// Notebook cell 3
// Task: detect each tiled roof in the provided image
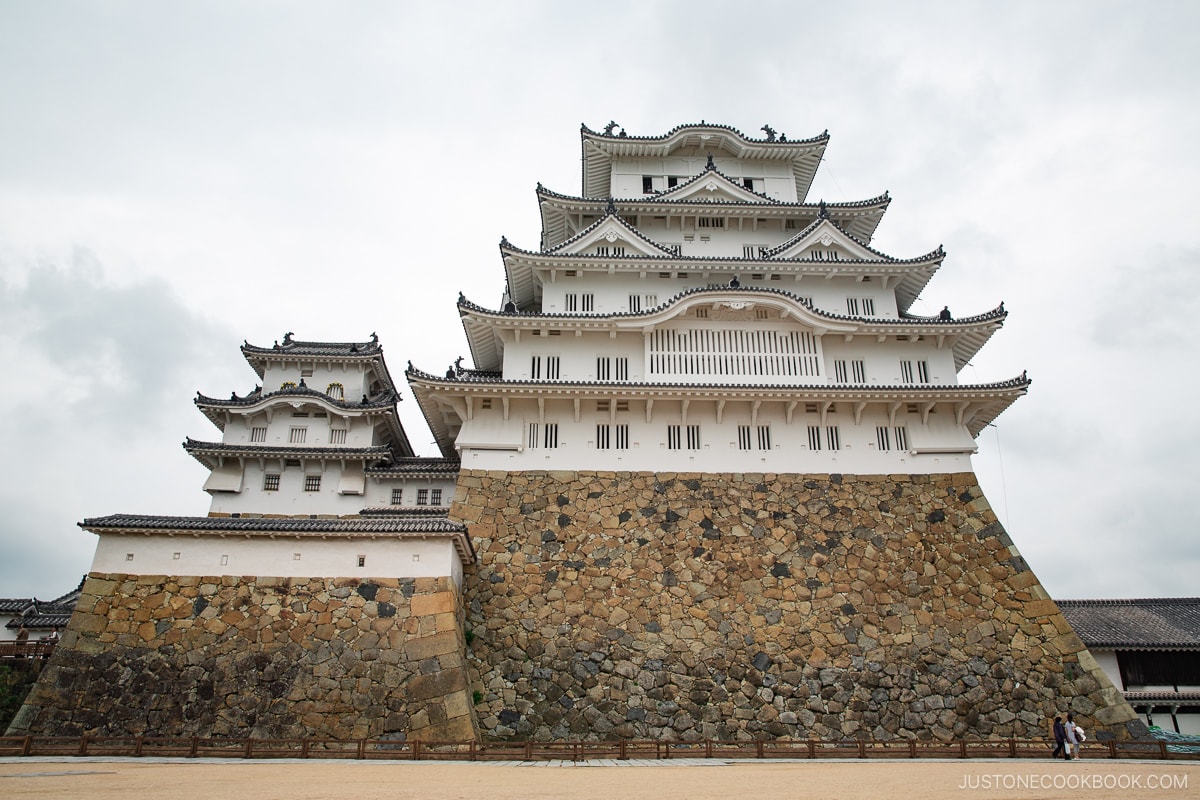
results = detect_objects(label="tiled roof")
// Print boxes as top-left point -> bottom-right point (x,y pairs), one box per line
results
536,183 -> 890,210
182,438 -> 395,468
408,363 -> 1030,392
581,121 -> 828,146
1058,598 -> 1200,650
6,613 -> 71,630
364,458 -> 461,477
81,513 -> 474,561
459,285 -> 1000,327
0,599 -> 35,613
196,387 -> 397,410
358,506 -> 453,516
241,336 -> 383,358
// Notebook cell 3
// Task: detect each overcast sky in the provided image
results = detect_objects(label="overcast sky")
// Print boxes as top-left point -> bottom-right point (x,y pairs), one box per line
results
1,2 -> 1197,602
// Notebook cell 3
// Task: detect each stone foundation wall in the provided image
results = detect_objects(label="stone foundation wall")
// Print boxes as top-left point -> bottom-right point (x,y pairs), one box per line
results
7,575 -> 478,742
453,470 -> 1145,742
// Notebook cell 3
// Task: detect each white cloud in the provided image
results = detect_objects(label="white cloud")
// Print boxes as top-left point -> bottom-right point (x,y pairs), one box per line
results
0,1 -> 1197,599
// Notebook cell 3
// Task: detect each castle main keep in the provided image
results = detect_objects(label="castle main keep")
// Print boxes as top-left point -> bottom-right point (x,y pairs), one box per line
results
9,121 -> 1147,743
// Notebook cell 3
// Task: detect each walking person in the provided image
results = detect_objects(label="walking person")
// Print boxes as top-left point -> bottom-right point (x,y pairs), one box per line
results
1051,715 -> 1070,760
1065,713 -> 1079,760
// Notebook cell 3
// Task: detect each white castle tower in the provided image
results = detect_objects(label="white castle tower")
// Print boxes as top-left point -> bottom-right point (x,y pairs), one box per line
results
408,122 -> 1028,471
84,334 -> 469,585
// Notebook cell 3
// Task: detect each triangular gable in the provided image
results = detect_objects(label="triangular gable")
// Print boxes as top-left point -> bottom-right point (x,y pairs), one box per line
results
762,218 -> 886,261
546,213 -> 675,258
655,169 -> 775,204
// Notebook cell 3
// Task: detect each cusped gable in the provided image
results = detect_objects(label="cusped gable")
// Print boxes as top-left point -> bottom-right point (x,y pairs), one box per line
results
655,169 -> 775,204
546,214 -> 674,258
763,218 -> 882,261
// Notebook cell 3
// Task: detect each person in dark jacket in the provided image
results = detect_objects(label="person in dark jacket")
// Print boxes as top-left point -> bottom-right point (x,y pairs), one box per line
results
1051,716 -> 1071,759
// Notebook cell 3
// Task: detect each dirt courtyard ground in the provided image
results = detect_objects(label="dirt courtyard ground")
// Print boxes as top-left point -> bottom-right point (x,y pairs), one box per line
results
1,757 -> 1196,800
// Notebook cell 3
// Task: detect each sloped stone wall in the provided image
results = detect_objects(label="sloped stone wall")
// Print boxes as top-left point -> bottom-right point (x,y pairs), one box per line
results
453,470 -> 1145,742
8,575 -> 478,742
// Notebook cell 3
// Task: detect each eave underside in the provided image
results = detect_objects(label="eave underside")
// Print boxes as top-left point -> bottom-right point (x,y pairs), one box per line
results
407,371 -> 1029,457
538,195 -> 888,251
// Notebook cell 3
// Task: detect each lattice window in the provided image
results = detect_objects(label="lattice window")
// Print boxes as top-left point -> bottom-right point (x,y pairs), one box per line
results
738,425 -> 752,451
417,489 -> 429,505
667,425 -> 681,450
894,426 -> 909,451
686,425 -> 701,450
543,423 -> 559,449
289,427 -> 307,443
697,217 -> 725,228
304,475 -> 321,492
326,383 -> 344,400
263,474 -> 280,491
330,428 -> 347,445
391,488 -> 403,505
431,489 -> 443,505
648,328 -> 821,379
528,423 -> 540,449
629,294 -> 642,313
250,426 -> 267,443
596,424 -> 611,450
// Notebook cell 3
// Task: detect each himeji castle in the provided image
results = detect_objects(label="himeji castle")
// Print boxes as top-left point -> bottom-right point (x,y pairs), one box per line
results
407,122 -> 1026,474
10,121 -> 1147,745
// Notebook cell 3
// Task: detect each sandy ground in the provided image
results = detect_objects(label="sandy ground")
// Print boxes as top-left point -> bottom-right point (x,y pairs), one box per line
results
1,758 -> 1197,800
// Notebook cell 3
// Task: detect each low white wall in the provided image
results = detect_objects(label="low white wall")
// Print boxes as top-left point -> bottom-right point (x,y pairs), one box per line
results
91,533 -> 464,588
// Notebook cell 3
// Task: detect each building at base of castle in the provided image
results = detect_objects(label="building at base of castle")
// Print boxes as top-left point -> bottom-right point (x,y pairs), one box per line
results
8,121 -> 1150,743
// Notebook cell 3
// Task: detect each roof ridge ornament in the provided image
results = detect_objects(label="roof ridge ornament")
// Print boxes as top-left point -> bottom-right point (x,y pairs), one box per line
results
761,124 -> 776,142
706,154 -> 715,170
819,199 -> 829,219
606,196 -> 617,216
283,332 -> 293,345
603,120 -> 619,136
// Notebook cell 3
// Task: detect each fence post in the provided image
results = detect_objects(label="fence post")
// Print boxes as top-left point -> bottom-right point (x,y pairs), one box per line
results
705,739 -> 712,759
22,735 -> 32,757
619,739 -> 627,760
1107,740 -> 1115,760
1008,738 -> 1016,758
469,740 -> 477,761
756,740 -> 764,759
959,740 -> 967,759
808,739 -> 815,759
78,735 -> 88,756
524,740 -> 531,761
135,735 -> 144,757
412,739 -> 421,761
244,738 -> 253,758
1160,740 -> 1168,759
909,740 -> 916,759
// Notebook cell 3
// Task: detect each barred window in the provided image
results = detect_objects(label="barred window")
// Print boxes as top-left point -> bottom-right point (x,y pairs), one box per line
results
250,426 -> 267,443
329,429 -> 347,444
615,424 -> 629,449
597,424 -> 611,450
738,425 -> 752,451
543,423 -> 559,449
667,424 -> 681,450
326,382 -> 344,400
431,489 -> 443,505
304,475 -> 321,492
826,426 -> 841,451
876,426 -> 892,451
390,488 -> 404,505
894,426 -> 909,451
289,427 -> 307,443
417,488 -> 429,505
757,425 -> 772,450
263,474 -> 280,491
531,355 -> 561,380
808,425 -> 822,451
